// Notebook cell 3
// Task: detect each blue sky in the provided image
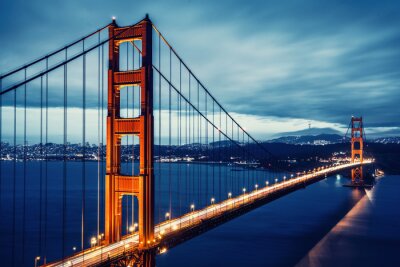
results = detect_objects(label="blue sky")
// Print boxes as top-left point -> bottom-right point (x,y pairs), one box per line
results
1,0 -> 399,140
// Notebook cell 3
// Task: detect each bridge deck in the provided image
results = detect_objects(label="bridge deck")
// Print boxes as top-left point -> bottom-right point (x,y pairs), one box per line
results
45,161 -> 372,267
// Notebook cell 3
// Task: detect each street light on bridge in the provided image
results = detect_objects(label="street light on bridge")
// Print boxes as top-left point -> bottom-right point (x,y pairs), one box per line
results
90,237 -> 97,247
34,256 -> 41,267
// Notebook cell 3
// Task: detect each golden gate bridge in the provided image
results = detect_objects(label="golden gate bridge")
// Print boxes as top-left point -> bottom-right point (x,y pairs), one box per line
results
0,15 -> 373,267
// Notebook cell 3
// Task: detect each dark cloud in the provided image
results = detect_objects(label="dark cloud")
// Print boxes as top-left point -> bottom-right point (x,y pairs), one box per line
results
1,0 -> 399,132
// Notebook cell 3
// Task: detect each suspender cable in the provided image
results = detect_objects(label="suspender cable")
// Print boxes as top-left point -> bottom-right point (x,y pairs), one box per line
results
219,107 -> 221,201
178,61 -> 182,218
231,117 -> 233,194
81,43 -> 86,257
101,43 -> 105,252
126,43 -> 129,233
197,83 -> 200,206
205,89 -> 208,207
97,32 -> 101,241
97,33 -> 102,241
158,33 -> 161,223
22,68 -> 27,265
62,48 -> 68,260
131,41 -> 140,232
39,75 -> 43,257
185,100 -> 188,211
189,74 -> 193,207
12,81 -> 16,267
226,113 -> 228,197
44,57 -> 49,265
169,48 -> 172,219
0,77 -> 1,213
212,101 -> 215,201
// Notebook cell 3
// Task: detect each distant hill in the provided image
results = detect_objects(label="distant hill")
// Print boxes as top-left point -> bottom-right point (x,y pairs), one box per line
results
275,127 -> 343,137
267,134 -> 346,145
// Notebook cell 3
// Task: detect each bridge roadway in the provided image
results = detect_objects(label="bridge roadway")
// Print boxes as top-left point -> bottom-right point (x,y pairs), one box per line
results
45,160 -> 372,267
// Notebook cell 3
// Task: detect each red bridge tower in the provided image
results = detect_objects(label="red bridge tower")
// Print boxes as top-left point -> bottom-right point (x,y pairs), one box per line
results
350,116 -> 364,184
105,16 -> 154,248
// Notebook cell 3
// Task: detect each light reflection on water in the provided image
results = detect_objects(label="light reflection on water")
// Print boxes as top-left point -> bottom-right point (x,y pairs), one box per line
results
157,175 -> 400,267
296,174 -> 399,267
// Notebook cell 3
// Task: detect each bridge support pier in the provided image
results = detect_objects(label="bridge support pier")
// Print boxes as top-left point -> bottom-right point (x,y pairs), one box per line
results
105,16 -> 154,248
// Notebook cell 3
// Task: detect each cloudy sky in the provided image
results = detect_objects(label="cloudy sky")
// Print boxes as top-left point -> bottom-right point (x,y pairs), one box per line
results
1,0 -> 399,141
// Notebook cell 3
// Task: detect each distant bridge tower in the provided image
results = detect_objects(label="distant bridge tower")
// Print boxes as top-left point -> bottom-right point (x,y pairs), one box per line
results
105,16 -> 154,248
350,116 -> 364,184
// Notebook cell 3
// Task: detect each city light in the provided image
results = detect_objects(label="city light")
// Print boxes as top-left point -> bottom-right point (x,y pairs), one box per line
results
266,181 -> 269,186
211,197 -> 215,204
242,188 -> 246,193
165,212 -> 171,220
190,204 -> 195,212
228,192 -> 232,198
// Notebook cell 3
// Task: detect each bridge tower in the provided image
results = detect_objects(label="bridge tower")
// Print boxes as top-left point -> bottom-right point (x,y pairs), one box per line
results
350,116 -> 364,184
105,16 -> 154,248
